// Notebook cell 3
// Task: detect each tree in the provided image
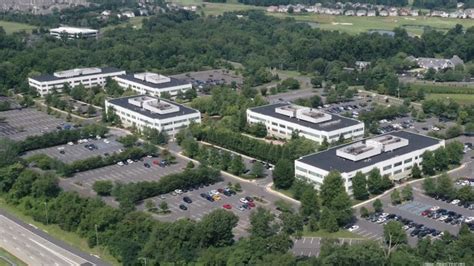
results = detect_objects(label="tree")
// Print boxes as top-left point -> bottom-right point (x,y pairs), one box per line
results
445,141 -> 464,165
381,175 -> 393,190
159,201 -> 168,212
401,185 -> 413,201
0,138 -> 19,168
319,137 -> 329,151
391,189 -> 401,205
299,187 -> 320,218
383,221 -> 407,245
422,177 -> 437,196
145,199 -> 155,211
352,171 -> 369,200
434,148 -> 449,171
360,207 -> 369,218
319,171 -> 345,207
250,161 -> 265,178
249,207 -> 277,238
280,212 -> 304,235
182,137 -> 200,158
320,207 -> 339,232
198,209 -> 238,247
436,173 -> 455,199
229,155 -> 245,176
373,199 -> 383,213
272,159 -> 294,189
367,168 -> 383,195
411,164 -> 422,179
456,185 -> 473,203
421,150 -> 436,176
117,135 -> 138,148
92,180 -> 113,196
186,161 -> 195,169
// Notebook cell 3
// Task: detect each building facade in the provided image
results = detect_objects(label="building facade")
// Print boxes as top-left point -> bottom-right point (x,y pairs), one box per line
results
295,131 -> 444,194
113,72 -> 192,97
247,103 -> 365,144
49,27 -> 98,39
105,95 -> 201,137
28,67 -> 126,96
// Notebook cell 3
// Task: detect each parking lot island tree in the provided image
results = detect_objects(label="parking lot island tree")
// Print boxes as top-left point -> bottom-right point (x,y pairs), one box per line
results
92,180 -> 114,196
373,199 -> 383,213
319,207 -> 339,233
401,185 -> 413,201
383,221 -> 407,245
390,189 -> 401,205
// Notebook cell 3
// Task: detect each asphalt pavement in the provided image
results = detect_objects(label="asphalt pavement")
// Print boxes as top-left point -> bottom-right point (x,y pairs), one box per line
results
0,209 -> 107,266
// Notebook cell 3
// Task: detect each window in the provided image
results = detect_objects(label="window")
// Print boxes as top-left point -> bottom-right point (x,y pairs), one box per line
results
404,158 -> 412,164
405,166 -> 412,171
394,162 -> 402,167
383,165 -> 392,171
394,169 -> 402,175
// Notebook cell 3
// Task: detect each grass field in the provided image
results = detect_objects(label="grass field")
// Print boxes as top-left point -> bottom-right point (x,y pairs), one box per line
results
102,16 -> 145,31
0,199 -> 120,266
302,228 -> 363,238
0,247 -> 26,266
270,13 -> 474,35
167,0 -> 474,35
0,20 -> 36,34
425,93 -> 474,105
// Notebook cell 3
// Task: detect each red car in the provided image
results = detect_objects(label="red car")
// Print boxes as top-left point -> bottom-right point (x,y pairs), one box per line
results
421,210 -> 431,216
223,204 -> 232,209
248,202 -> 255,208
153,160 -> 160,165
217,188 -> 225,193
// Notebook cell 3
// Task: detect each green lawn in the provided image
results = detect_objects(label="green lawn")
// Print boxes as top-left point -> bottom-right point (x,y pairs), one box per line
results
302,228 -> 363,238
425,93 -> 474,105
168,0 -> 264,16
102,17 -> 144,31
269,13 -> 474,36
0,199 -> 120,266
0,20 -> 36,34
0,247 -> 26,266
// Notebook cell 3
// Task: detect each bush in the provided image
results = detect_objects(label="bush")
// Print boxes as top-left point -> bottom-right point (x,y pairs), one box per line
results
93,180 -> 114,196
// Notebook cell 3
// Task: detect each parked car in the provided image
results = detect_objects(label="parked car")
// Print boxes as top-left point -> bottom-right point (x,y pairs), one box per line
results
144,163 -> 151,168
240,198 -> 249,204
117,161 -> 124,166
183,196 -> 192,204
348,225 -> 359,232
179,204 -> 188,211
245,196 -> 254,202
451,199 -> 461,205
175,189 -> 183,195
223,204 -> 232,209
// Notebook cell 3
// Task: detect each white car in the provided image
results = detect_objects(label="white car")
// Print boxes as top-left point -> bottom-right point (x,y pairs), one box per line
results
67,142 -> 74,146
348,225 -> 359,232
117,161 -> 124,166
147,155 -> 153,158
439,215 -> 449,221
240,198 -> 249,204
402,225 -> 410,230
376,218 -> 386,224
175,189 -> 183,195
127,159 -> 134,164
463,216 -> 474,223
103,139 -> 110,144
209,190 -> 219,196
96,135 -> 102,140
430,206 -> 440,211
451,199 -> 460,205
380,213 -> 389,218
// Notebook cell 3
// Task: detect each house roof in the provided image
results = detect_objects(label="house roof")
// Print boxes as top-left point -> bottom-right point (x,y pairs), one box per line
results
248,103 -> 363,132
115,74 -> 190,90
107,95 -> 199,120
297,131 -> 442,173
30,67 -> 124,83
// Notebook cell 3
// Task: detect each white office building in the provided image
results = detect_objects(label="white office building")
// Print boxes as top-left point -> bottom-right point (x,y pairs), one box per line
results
28,67 -> 126,96
49,26 -> 98,39
247,103 -> 365,144
295,131 -> 444,193
113,72 -> 192,97
105,95 -> 201,136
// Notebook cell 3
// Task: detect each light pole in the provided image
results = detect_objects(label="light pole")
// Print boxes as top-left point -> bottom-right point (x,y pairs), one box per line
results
43,202 -> 48,225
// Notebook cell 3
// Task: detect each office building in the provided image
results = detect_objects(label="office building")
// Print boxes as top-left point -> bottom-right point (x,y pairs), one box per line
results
49,26 -> 98,39
113,72 -> 192,97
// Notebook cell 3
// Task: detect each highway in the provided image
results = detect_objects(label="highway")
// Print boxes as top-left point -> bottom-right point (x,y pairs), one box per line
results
0,209 -> 108,266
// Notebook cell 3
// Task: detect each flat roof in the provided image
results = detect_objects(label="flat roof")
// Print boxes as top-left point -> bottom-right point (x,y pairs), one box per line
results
107,95 -> 199,120
248,103 -> 362,132
297,131 -> 442,173
116,74 -> 190,90
30,67 -> 124,83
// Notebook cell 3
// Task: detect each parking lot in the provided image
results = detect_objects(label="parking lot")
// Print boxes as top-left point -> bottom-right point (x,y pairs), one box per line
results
353,183 -> 474,246
0,108 -> 65,141
171,69 -> 243,92
24,137 -> 123,163
60,155 -> 187,195
141,181 -> 271,238
292,237 -> 367,257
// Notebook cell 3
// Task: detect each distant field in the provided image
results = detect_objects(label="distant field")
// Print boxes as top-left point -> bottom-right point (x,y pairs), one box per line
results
409,83 -> 474,94
102,17 -> 144,31
425,93 -> 474,105
167,1 -> 474,35
270,13 -> 474,35
0,20 -> 36,34
0,247 -> 26,266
